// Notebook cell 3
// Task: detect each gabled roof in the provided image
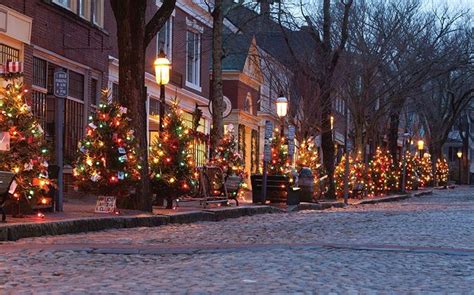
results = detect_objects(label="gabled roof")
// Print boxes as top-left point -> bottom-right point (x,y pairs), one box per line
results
222,34 -> 254,71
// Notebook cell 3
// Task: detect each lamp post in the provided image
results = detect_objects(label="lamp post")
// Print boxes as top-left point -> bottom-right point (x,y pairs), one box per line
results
457,150 -> 463,184
154,50 -> 171,135
417,140 -> 424,159
276,95 -> 288,138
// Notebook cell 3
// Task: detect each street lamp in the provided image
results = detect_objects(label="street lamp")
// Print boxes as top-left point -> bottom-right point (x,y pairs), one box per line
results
276,94 -> 288,137
417,140 -> 424,159
457,150 -> 463,184
154,50 -> 171,135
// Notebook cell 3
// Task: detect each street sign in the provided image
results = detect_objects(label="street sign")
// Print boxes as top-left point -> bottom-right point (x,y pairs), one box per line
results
288,125 -> 295,140
264,143 -> 271,162
264,121 -> 273,139
288,140 -> 295,156
53,70 -> 68,98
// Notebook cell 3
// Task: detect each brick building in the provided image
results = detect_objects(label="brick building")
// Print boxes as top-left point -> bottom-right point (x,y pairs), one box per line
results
1,0 -> 214,196
1,0 -> 110,193
105,0 -> 213,167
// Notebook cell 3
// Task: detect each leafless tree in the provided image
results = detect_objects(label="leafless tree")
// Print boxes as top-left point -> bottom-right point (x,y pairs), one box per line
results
110,0 -> 176,211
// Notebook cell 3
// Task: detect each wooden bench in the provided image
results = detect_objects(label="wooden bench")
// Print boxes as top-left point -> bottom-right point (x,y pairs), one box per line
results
0,171 -> 15,222
251,174 -> 290,204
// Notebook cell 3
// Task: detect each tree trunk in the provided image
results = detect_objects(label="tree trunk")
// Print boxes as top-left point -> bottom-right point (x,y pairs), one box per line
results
114,2 -> 151,211
429,141 -> 443,186
210,0 -> 225,157
388,109 -> 401,163
321,88 -> 335,199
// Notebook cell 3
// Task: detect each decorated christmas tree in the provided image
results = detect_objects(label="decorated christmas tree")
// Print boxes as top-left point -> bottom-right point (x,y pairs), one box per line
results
352,152 -> 369,198
269,131 -> 290,176
334,154 -> 355,198
211,124 -> 245,178
435,157 -> 449,186
402,151 -> 418,191
149,101 -> 195,208
386,155 -> 400,192
73,95 -> 140,198
368,147 -> 390,196
296,138 -> 327,197
417,153 -> 433,187
0,77 -> 51,207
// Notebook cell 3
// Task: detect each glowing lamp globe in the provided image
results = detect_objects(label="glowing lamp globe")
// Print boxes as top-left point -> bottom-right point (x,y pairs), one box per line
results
276,95 -> 288,118
417,140 -> 424,151
457,151 -> 463,159
154,50 -> 171,85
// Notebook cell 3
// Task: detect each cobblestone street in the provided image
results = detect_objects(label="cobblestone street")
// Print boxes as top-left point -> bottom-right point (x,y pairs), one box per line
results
1,187 -> 474,293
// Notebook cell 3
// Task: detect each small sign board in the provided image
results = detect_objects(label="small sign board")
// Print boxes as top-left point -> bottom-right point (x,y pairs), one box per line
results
95,196 -> 117,213
264,121 -> 273,139
0,131 -> 10,151
264,143 -> 271,162
53,70 -> 68,98
288,140 -> 295,156
225,175 -> 242,193
288,125 -> 296,140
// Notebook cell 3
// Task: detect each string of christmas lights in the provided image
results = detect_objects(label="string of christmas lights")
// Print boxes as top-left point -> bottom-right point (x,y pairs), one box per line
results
73,94 -> 140,197
149,100 -> 196,205
0,77 -> 51,206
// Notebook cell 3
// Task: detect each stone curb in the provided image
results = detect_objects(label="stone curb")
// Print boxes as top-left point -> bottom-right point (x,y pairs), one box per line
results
355,189 -> 434,205
0,206 -> 283,242
356,194 -> 411,205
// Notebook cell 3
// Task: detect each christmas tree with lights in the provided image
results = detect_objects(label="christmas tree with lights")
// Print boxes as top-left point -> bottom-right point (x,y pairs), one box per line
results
296,138 -> 325,176
334,154 -> 355,198
0,77 -> 51,207
368,147 -> 390,196
149,101 -> 195,208
211,125 -> 245,178
386,154 -> 400,192
402,151 -> 418,191
269,131 -> 290,176
352,153 -> 369,198
73,95 -> 140,198
417,153 -> 433,187
435,157 -> 449,186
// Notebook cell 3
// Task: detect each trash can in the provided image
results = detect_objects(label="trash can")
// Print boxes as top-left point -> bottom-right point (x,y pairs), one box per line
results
299,167 -> 314,202
286,187 -> 301,206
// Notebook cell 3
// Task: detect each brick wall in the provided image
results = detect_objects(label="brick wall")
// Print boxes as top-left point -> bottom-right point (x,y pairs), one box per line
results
2,0 -> 109,86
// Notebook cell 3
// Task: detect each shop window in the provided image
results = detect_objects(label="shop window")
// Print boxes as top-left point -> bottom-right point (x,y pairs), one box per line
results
186,31 -> 201,88
149,98 -> 160,117
112,82 -> 119,102
64,99 -> 84,164
30,91 -> 47,135
157,19 -> 173,60
68,71 -> 85,101
33,57 -> 47,88
0,44 -> 20,64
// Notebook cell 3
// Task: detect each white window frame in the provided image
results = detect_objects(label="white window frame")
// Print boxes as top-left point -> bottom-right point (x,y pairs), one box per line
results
91,0 -> 104,28
156,18 -> 173,61
77,0 -> 90,20
185,30 -> 201,91
52,0 -> 75,11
